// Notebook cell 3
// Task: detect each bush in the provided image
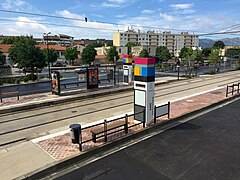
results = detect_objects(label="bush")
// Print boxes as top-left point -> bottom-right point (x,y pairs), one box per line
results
0,79 -> 3,86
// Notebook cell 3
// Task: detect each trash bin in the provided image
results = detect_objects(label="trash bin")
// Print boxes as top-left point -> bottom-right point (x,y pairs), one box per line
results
69,124 -> 81,144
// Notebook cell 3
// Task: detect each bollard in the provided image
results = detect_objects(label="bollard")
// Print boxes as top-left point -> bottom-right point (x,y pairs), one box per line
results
69,124 -> 81,144
154,105 -> 157,124
124,114 -> 128,134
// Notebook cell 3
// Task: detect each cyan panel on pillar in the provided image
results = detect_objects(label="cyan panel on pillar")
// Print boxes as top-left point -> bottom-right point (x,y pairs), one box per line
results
141,66 -> 155,77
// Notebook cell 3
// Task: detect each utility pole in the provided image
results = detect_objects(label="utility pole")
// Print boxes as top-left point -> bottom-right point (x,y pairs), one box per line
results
44,32 -> 51,79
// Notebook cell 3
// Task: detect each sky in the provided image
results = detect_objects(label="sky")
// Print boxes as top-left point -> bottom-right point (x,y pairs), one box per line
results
0,0 -> 240,40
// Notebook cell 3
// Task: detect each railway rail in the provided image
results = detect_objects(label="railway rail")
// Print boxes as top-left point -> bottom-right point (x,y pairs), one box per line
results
0,71 -> 239,149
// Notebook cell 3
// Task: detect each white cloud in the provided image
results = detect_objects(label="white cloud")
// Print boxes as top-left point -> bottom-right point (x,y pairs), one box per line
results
108,0 -> 128,3
159,13 -> 176,21
92,0 -> 133,8
141,9 -> 156,14
170,3 -> 193,10
56,10 -> 86,20
1,0 -> 32,11
101,2 -> 121,8
116,14 -> 127,18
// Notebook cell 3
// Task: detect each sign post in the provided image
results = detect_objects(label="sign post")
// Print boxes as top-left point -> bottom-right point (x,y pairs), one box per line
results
87,67 -> 99,89
123,55 -> 133,85
51,71 -> 60,95
134,58 -> 155,125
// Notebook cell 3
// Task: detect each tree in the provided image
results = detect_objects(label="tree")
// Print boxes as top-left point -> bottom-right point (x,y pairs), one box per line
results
208,48 -> 221,72
194,49 -> 204,65
90,42 -> 104,48
125,42 -> 141,54
139,49 -> 149,58
179,47 -> 195,75
156,46 -> 171,62
202,48 -> 212,57
81,45 -> 97,65
64,47 -> 78,65
226,48 -> 240,58
9,38 -> 46,76
0,50 -> 4,65
105,46 -> 119,63
1,36 -> 33,44
212,40 -> 225,49
43,48 -> 58,66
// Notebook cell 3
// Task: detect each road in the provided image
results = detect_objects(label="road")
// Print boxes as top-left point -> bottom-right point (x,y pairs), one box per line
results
55,98 -> 240,180
0,70 -> 239,149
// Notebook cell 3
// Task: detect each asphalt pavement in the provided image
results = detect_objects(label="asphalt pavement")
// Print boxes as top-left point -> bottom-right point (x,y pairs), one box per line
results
55,98 -> 240,180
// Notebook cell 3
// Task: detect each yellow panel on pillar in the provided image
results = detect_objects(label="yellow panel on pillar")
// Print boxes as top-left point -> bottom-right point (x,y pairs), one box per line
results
134,66 -> 140,76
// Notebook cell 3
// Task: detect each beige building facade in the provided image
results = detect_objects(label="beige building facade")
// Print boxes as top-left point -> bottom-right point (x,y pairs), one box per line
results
113,30 -> 199,57
95,46 -> 128,56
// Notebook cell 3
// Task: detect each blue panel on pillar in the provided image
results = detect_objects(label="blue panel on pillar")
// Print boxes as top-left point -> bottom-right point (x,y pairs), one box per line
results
141,66 -> 155,77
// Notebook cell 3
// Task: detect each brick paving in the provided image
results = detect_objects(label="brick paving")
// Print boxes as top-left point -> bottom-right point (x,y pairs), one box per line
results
33,87 -> 238,162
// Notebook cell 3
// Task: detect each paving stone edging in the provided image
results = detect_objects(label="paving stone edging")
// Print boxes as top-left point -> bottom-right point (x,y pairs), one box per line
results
17,93 -> 240,180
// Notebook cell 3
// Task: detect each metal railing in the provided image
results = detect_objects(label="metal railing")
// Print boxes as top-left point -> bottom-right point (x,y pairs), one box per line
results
0,87 -> 50,103
226,82 -> 240,97
77,102 -> 170,151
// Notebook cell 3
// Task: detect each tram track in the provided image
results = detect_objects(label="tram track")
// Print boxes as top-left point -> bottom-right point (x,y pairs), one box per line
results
0,71 -> 239,148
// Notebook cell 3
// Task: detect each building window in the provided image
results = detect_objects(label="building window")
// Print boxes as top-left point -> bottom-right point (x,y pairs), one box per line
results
119,49 -> 121,53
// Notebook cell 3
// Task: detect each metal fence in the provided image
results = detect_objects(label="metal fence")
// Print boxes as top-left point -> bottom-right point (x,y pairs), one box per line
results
226,82 -> 240,97
77,102 -> 170,151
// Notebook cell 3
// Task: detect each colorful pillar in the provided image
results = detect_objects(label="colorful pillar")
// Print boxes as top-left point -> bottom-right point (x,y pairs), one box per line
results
134,58 -> 155,124
123,55 -> 133,84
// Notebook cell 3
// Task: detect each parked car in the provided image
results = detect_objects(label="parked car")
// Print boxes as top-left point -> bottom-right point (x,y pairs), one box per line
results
22,67 -> 42,73
75,67 -> 87,73
53,61 -> 67,67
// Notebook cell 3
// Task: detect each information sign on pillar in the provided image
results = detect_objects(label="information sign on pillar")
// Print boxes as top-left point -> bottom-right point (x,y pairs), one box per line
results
123,55 -> 133,84
133,58 -> 155,125
51,71 -> 60,95
87,67 -> 99,89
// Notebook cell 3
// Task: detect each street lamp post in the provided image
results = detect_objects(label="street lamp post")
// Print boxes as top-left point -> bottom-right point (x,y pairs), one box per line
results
44,32 -> 51,79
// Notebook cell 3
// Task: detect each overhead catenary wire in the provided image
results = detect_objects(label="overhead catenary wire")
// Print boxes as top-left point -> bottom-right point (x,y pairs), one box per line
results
0,9 -> 240,38
0,9 -> 206,34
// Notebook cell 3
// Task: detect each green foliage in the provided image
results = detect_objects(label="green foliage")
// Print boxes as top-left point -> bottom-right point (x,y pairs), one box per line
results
1,36 -> 34,44
226,48 -> 240,58
202,48 -> 212,57
139,49 -> 149,58
81,45 -> 97,65
106,42 -> 113,46
208,48 -> 220,68
0,50 -> 4,65
125,42 -> 141,54
194,49 -> 203,65
105,46 -> 119,62
0,79 -> 3,85
43,48 -> 58,64
212,40 -> 225,49
64,47 -> 78,61
9,38 -> 46,75
156,46 -> 171,62
89,42 -> 104,48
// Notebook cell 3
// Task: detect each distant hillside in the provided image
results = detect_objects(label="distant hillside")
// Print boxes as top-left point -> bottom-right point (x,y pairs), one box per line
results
199,38 -> 240,48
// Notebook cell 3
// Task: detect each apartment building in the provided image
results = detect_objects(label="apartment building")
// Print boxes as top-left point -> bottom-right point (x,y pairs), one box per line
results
74,39 -> 113,46
113,30 -> 199,57
43,34 -> 74,47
